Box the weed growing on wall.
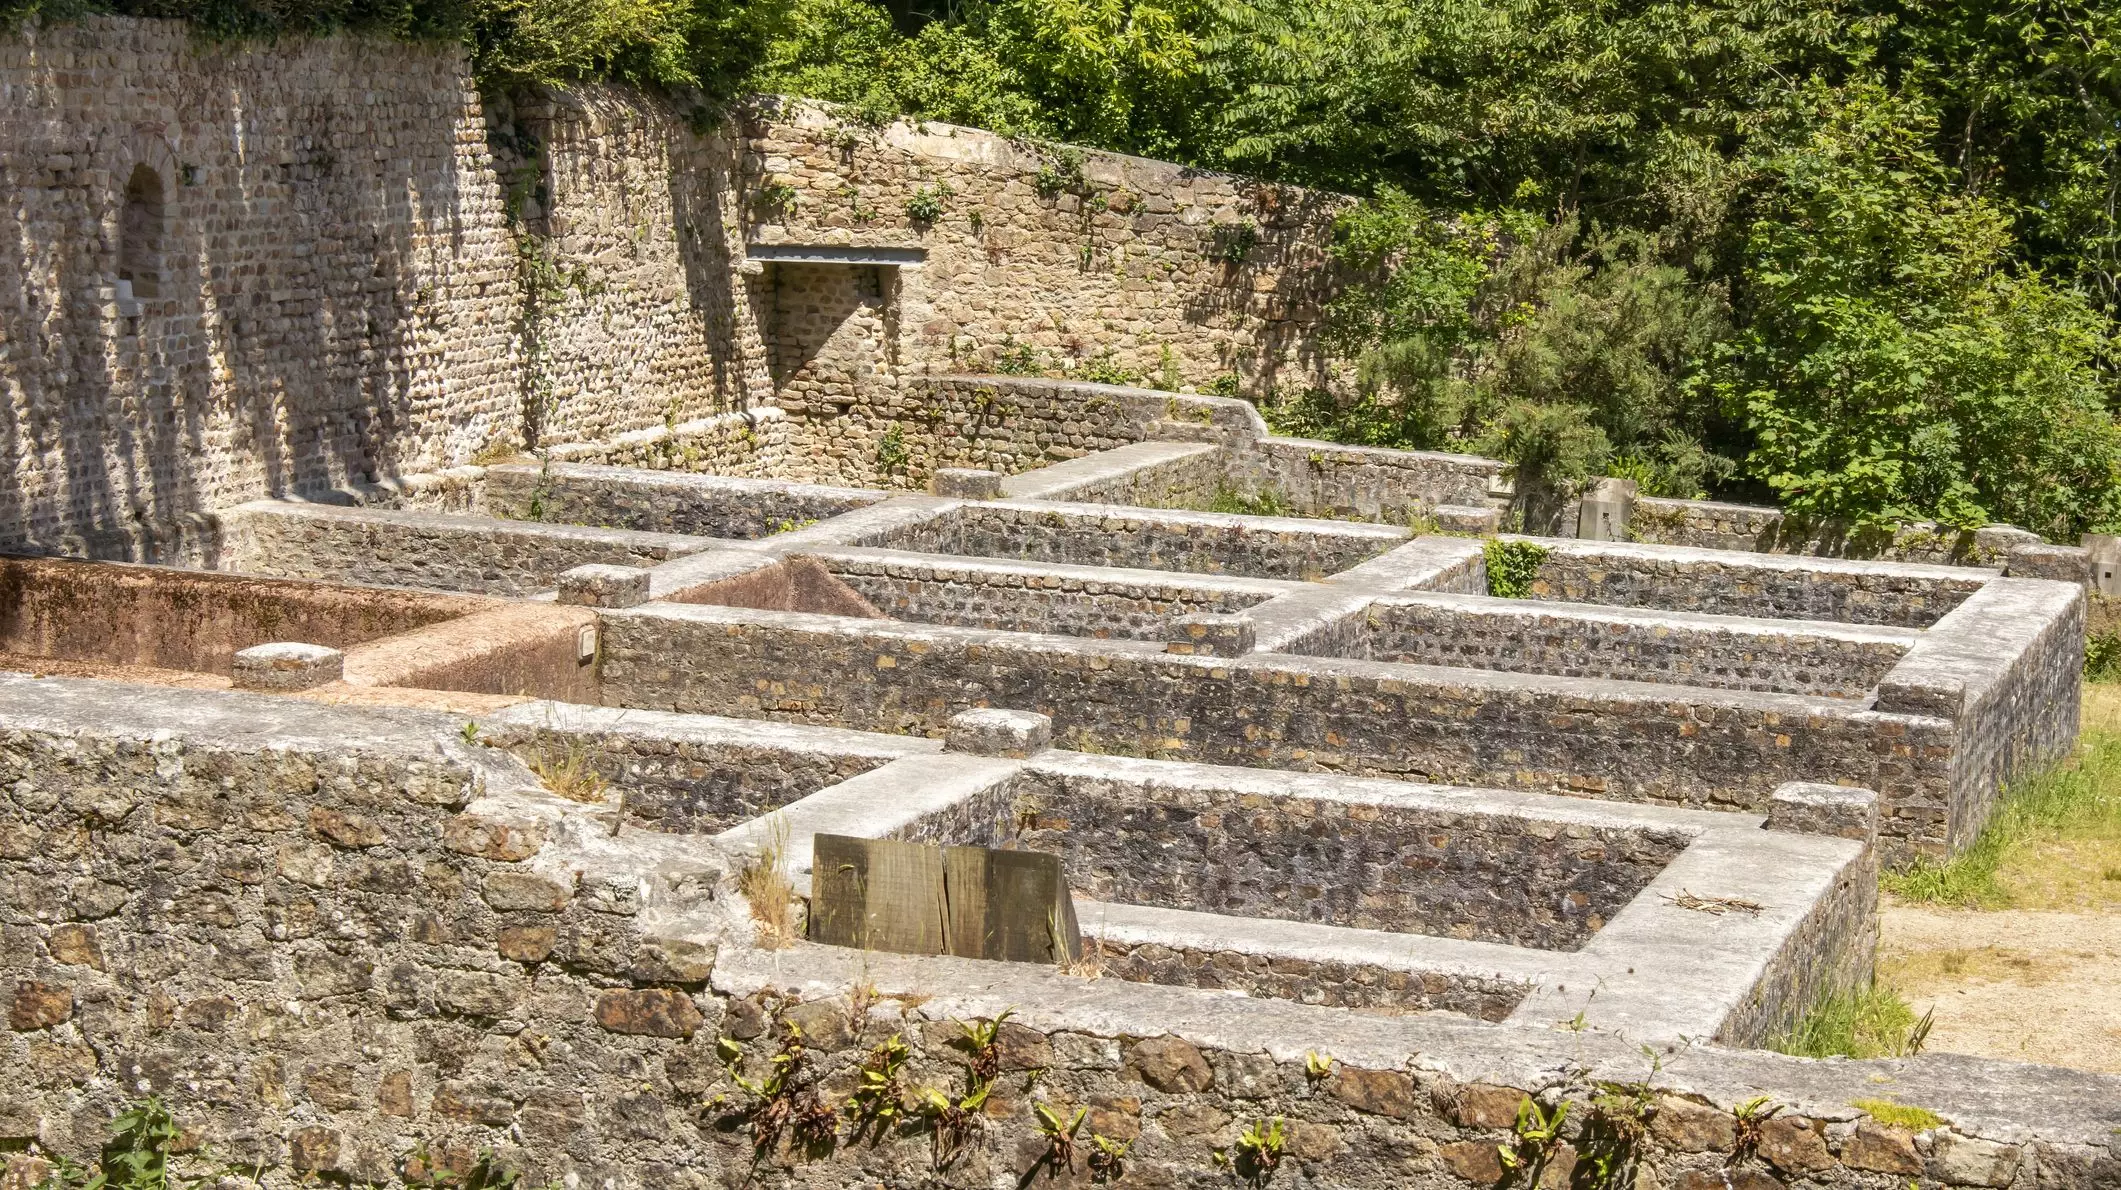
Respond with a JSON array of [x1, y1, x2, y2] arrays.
[[1768, 982, 1933, 1059], [905, 183, 952, 224], [1207, 485, 1294, 518], [875, 423, 910, 473], [739, 815, 799, 947], [1482, 539, 1548, 599]]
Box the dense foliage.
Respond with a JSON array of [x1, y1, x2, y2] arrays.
[[7, 0, 2117, 534]]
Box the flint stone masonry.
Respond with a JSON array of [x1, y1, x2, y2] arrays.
[[1299, 591, 1915, 698], [862, 498, 1408, 580], [482, 462, 884, 539], [217, 501, 718, 596], [229, 642, 344, 691], [1525, 538, 1992, 627], [805, 547, 1291, 639]]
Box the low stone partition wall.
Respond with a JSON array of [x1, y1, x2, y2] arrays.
[[859, 498, 1408, 581], [340, 604, 601, 704], [483, 462, 886, 539], [0, 555, 490, 675], [479, 701, 937, 833], [2, 674, 2117, 1188], [598, 602, 1973, 859], [1231, 436, 1501, 521], [807, 547, 1295, 639], [1523, 538, 1991, 627], [1286, 591, 1915, 698], [1000, 440, 1228, 506], [1631, 495, 2045, 565], [216, 501, 720, 595], [984, 755, 1693, 949]]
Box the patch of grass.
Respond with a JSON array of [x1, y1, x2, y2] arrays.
[[1206, 484, 1295, 517], [1767, 982, 1933, 1059], [740, 815, 799, 949], [1850, 1099, 1945, 1130], [1883, 731, 2121, 908], [527, 736, 608, 804]]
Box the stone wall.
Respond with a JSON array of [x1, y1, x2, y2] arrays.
[[1631, 497, 2046, 565], [865, 499, 1407, 580], [812, 549, 1287, 639], [996, 768, 1689, 949], [1527, 540, 1989, 627], [1230, 438, 1502, 522], [1318, 592, 1913, 698], [483, 461, 884, 539], [597, 603, 1967, 859], [217, 501, 715, 595], [0, 18, 521, 558], [0, 555, 489, 674]]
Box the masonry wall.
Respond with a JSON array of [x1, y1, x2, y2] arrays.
[[816, 552, 1283, 639], [1527, 542, 1989, 627], [0, 18, 522, 559], [597, 605, 1966, 859], [1087, 931, 1533, 1019], [482, 461, 884, 538], [999, 770, 1688, 949]]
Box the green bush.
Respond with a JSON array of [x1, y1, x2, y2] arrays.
[[1482, 538, 1548, 599]]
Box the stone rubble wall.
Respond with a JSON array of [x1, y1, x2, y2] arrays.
[[1527, 540, 1991, 627], [1230, 437, 1503, 522], [0, 18, 522, 558], [997, 768, 1689, 949], [1632, 497, 2047, 566], [596, 603, 1964, 860], [216, 501, 717, 596], [862, 498, 1407, 581], [481, 461, 885, 539], [1339, 593, 1915, 698], [812, 548, 1288, 640]]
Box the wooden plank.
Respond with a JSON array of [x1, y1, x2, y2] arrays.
[[810, 834, 949, 955], [942, 845, 989, 960], [979, 847, 1081, 963]]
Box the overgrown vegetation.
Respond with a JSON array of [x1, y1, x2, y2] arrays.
[[738, 814, 799, 947], [1884, 731, 2121, 909], [1482, 538, 1547, 599], [1768, 982, 1934, 1059], [15, 0, 2120, 537]]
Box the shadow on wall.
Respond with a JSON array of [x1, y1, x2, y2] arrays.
[[0, 22, 519, 561], [1179, 179, 1348, 397]]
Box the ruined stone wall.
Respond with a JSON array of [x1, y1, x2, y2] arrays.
[[1630, 497, 2045, 564], [866, 500, 1406, 580], [1000, 770, 1688, 949], [597, 604, 1965, 858], [1528, 542, 1989, 627], [816, 551, 1282, 639], [1336, 594, 1912, 698], [1087, 932, 1533, 1019], [482, 461, 884, 538], [0, 18, 522, 559]]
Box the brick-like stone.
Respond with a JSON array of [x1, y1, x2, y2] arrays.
[[1759, 1116, 1834, 1174], [1124, 1035, 1211, 1092], [594, 989, 704, 1038], [1331, 1067, 1419, 1120], [8, 983, 71, 1031], [231, 643, 344, 691], [1650, 1096, 1737, 1152], [444, 813, 546, 862], [1455, 1084, 1526, 1129], [1845, 1122, 1922, 1175], [45, 924, 102, 970], [943, 707, 1052, 757], [497, 926, 558, 963], [556, 563, 652, 608], [309, 806, 386, 849], [482, 871, 573, 912], [1931, 1133, 2022, 1187], [1441, 1140, 1504, 1184]]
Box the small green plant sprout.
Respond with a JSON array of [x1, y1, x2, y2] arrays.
[[719, 1019, 813, 1155], [1034, 146, 1086, 199], [37, 1096, 191, 1190], [1304, 1051, 1335, 1084], [875, 422, 910, 472], [756, 179, 799, 214], [1232, 1117, 1288, 1183], [1206, 371, 1241, 396], [460, 720, 481, 744], [1483, 538, 1550, 598], [1033, 1102, 1087, 1178], [1497, 1097, 1569, 1180], [1579, 1054, 1661, 1190], [913, 1080, 992, 1168], [958, 1007, 1014, 1087], [1214, 220, 1260, 265], [1087, 1133, 1131, 1183], [1730, 1094, 1781, 1162], [1851, 1098, 1945, 1131], [1156, 343, 1182, 391], [905, 183, 952, 224], [846, 1034, 912, 1140]]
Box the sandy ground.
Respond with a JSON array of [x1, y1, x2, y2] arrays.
[[1881, 901, 2121, 1073]]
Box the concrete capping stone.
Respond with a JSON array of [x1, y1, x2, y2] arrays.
[[1432, 504, 1500, 535], [1166, 613, 1256, 657], [944, 708, 1053, 757], [1577, 477, 1637, 542], [2005, 543, 2090, 585], [556, 563, 652, 607], [1873, 675, 1966, 718], [1766, 782, 1880, 844], [930, 468, 1006, 499], [231, 642, 345, 691], [2080, 532, 2121, 596]]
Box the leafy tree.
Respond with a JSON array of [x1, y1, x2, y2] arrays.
[[1717, 83, 2121, 536]]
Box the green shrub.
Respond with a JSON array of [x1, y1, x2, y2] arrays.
[[1482, 539, 1548, 599]]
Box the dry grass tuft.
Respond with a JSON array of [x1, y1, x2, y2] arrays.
[[529, 736, 609, 804], [740, 816, 799, 949]]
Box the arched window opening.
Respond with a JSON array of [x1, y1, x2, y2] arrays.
[[119, 164, 165, 300]]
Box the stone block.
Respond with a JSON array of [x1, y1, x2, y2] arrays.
[[2083, 533, 2121, 597], [944, 708, 1052, 757], [556, 563, 652, 608], [931, 468, 1006, 499], [1931, 1133, 2021, 1187], [1765, 782, 1879, 844], [1124, 1035, 1211, 1092], [2005, 543, 2089, 585], [1165, 613, 1255, 657], [1432, 504, 1501, 535], [1577, 477, 1637, 542], [231, 642, 343, 691]]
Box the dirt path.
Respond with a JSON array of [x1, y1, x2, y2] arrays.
[[1880, 901, 2121, 1073]]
